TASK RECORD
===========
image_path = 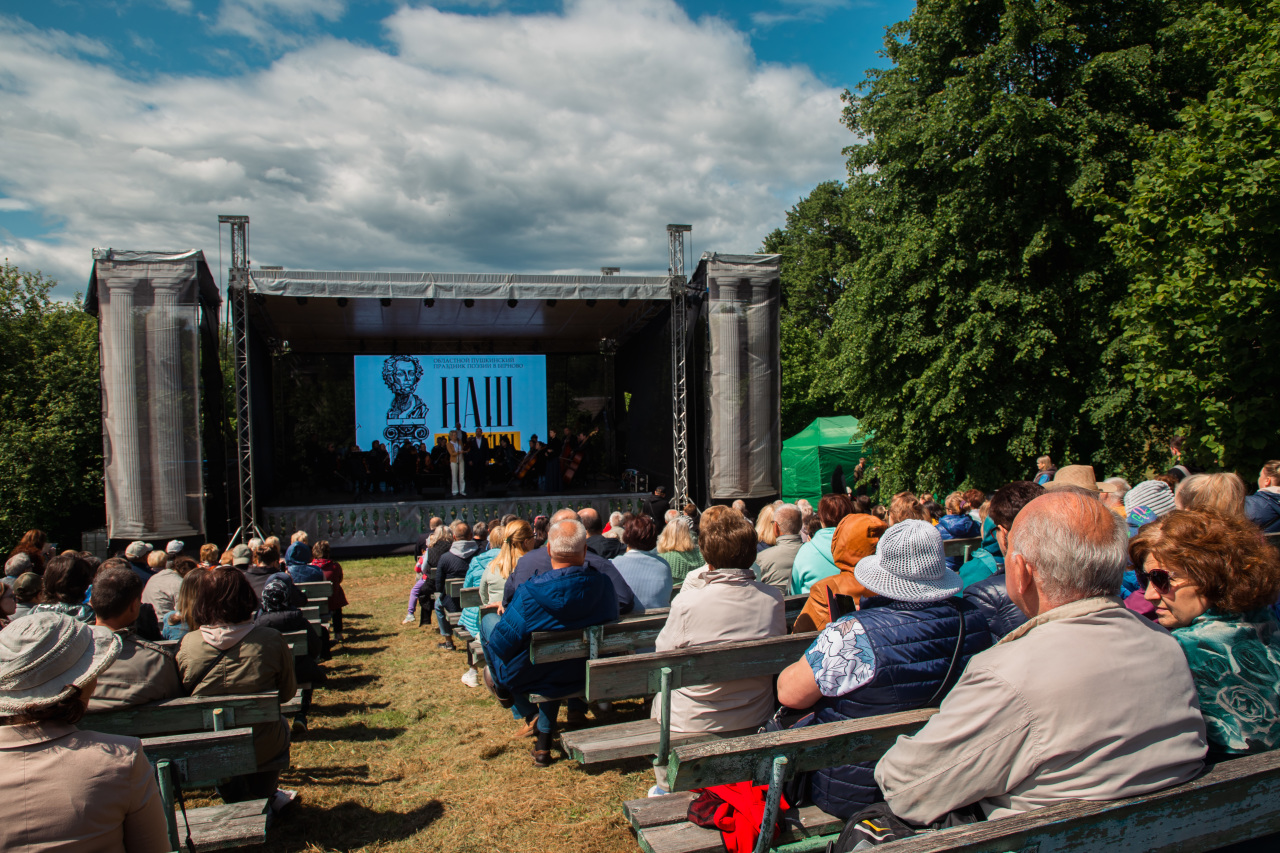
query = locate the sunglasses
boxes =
[1136,566,1178,593]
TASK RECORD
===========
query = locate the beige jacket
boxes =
[141,568,182,616]
[651,566,786,733]
[87,628,183,712]
[875,597,1207,823]
[0,722,170,853]
[177,624,297,765]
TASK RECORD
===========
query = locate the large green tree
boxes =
[815,0,1210,493]
[0,263,103,547]
[762,181,857,436]
[1102,0,1280,469]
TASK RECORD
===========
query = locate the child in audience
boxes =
[310,540,347,643]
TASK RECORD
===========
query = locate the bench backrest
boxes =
[666,708,938,791]
[295,580,332,601]
[84,692,281,738]
[530,595,808,664]
[586,632,818,702]
[943,536,982,559]
[157,630,309,658]
[141,726,260,788]
[446,578,464,598]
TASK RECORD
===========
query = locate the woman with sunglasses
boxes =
[1131,509,1280,755]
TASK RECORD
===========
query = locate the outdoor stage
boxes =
[261,491,651,551]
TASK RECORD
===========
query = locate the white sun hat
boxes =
[853,519,961,602]
[0,611,121,715]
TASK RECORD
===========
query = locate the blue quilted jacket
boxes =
[808,598,993,819]
[486,564,618,698]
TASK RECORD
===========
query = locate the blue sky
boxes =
[0,0,915,296]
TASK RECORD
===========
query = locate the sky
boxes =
[0,0,915,299]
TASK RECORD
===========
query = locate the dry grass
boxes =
[234,555,654,852]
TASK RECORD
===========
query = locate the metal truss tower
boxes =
[218,214,260,544]
[667,224,692,508]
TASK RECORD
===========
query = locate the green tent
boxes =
[781,416,872,506]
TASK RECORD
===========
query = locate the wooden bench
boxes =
[143,727,270,851]
[562,632,818,765]
[943,536,981,563]
[529,595,808,665]
[157,630,310,659]
[84,692,282,738]
[446,578,465,599]
[295,580,332,602]
[631,710,1280,853]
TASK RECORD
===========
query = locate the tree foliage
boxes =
[762,181,857,436]
[801,0,1214,493]
[1102,0,1280,469]
[0,263,103,547]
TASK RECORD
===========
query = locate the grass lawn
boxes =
[235,555,655,852]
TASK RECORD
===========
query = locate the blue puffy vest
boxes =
[807,597,993,819]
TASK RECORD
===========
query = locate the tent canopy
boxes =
[782,416,871,506]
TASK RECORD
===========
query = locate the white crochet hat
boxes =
[853,519,961,603]
[1124,480,1176,517]
[0,611,121,714]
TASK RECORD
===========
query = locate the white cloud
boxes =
[212,0,346,45]
[0,1,850,298]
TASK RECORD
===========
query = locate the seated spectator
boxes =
[255,577,327,737]
[1124,479,1178,537]
[243,542,290,602]
[199,542,220,569]
[603,511,624,538]
[310,540,347,643]
[0,612,169,852]
[1175,473,1247,518]
[778,520,992,818]
[435,520,480,651]
[502,509,635,616]
[404,525,452,626]
[124,541,155,584]
[874,491,1206,826]
[32,554,95,624]
[4,552,36,588]
[10,572,41,619]
[754,503,777,553]
[886,491,929,525]
[1042,464,1106,493]
[178,567,298,812]
[582,507,624,560]
[480,521,533,637]
[731,498,748,516]
[0,574,13,628]
[1033,455,1056,486]
[1099,477,1130,516]
[611,515,672,614]
[485,518,618,766]
[962,482,1045,639]
[160,569,205,641]
[284,540,325,583]
[142,553,189,617]
[790,494,855,595]
[86,565,182,711]
[938,492,981,570]
[1245,460,1280,533]
[962,489,985,525]
[792,514,887,633]
[657,517,704,583]
[1132,510,1280,755]
[460,523,506,687]
[756,504,804,594]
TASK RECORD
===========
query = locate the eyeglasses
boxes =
[1136,566,1181,594]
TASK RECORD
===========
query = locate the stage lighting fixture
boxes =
[380,297,392,307]
[464,298,475,308]
[585,299,597,307]
[337,297,349,308]
[424,298,434,307]
[507,299,518,308]
[546,299,557,308]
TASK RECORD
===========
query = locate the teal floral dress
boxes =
[1172,608,1280,755]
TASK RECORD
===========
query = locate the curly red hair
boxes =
[1129,509,1280,614]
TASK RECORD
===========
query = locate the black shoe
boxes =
[438,639,456,650]
[483,667,515,709]
[533,729,554,767]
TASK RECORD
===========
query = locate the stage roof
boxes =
[246,269,674,354]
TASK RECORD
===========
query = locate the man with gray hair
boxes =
[502,508,634,614]
[873,491,1206,828]
[485,517,619,766]
[755,504,804,593]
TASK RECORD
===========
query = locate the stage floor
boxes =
[261,491,651,552]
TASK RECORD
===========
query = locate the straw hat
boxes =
[0,611,121,714]
[1043,464,1103,492]
[853,519,961,602]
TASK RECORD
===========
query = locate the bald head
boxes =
[579,507,603,534]
[548,519,588,566]
[550,508,580,524]
[1007,491,1126,613]
[773,504,802,536]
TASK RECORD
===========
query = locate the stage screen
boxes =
[354,354,547,451]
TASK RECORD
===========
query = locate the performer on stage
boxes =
[448,425,466,496]
[543,429,562,494]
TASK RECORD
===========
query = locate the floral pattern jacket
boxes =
[1172,608,1280,755]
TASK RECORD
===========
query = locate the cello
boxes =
[561,428,598,487]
